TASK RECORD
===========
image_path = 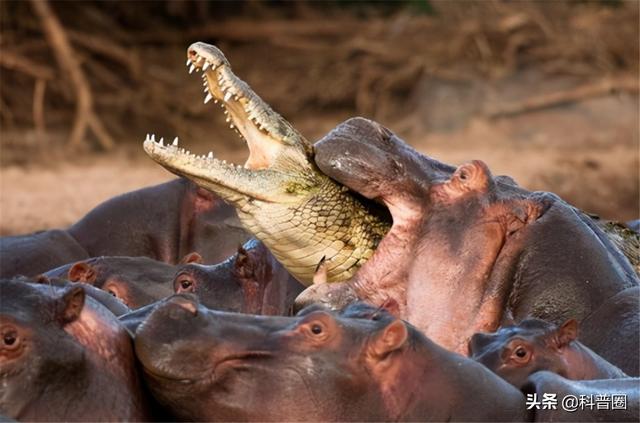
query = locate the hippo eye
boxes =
[311,324,323,335]
[511,346,531,362]
[106,289,118,297]
[2,329,19,349]
[180,280,193,290]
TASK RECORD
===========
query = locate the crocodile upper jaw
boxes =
[187,42,311,172]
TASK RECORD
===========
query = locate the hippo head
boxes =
[310,116,638,357]
[1,279,150,421]
[468,318,579,388]
[134,295,414,421]
[172,260,244,312]
[311,117,547,352]
[0,280,86,417]
[174,239,302,315]
[64,254,200,308]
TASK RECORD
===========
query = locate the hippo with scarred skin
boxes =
[133,295,529,422]
[297,117,639,376]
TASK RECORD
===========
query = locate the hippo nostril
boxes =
[167,294,199,316]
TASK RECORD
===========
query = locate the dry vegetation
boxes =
[0,0,638,234]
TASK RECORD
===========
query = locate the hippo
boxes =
[0,230,89,280]
[174,239,304,315]
[523,371,639,422]
[43,252,203,309]
[296,117,639,374]
[0,178,249,278]
[469,318,628,388]
[0,279,150,421]
[133,296,529,421]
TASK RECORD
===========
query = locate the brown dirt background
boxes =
[1,1,638,236]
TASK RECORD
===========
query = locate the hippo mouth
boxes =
[140,350,273,385]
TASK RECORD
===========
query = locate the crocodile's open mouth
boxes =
[144,42,309,174]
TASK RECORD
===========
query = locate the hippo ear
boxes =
[379,298,400,317]
[451,160,494,195]
[35,274,51,284]
[180,252,203,265]
[68,262,97,284]
[556,319,579,347]
[56,285,85,324]
[234,246,272,283]
[370,319,408,360]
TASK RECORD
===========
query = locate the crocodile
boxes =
[144,42,390,285]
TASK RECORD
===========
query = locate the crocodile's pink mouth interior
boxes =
[187,48,285,171]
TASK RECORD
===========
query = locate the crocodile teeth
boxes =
[173,137,179,146]
[186,59,190,66]
[229,124,235,129]
[202,62,210,71]
[204,93,213,104]
[224,92,232,102]
[208,152,213,158]
[151,134,156,142]
[189,64,195,74]
[159,137,164,146]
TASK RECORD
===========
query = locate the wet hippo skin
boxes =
[174,239,304,315]
[470,318,628,389]
[0,279,151,421]
[302,117,639,375]
[133,296,529,422]
[0,178,249,278]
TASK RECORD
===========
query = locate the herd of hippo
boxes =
[1,42,639,422]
